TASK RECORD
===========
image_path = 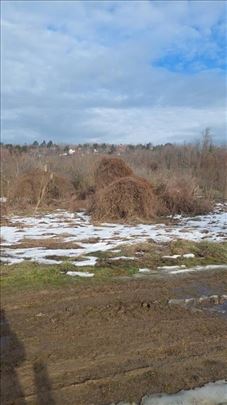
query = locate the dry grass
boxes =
[11,238,81,250]
[1,137,226,218]
[94,156,133,189]
[90,176,158,221]
[0,201,7,216]
[9,169,75,208]
[155,175,213,215]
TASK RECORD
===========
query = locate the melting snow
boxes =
[110,256,135,261]
[1,204,226,266]
[169,264,227,274]
[72,256,97,267]
[66,271,94,278]
[163,254,181,259]
[163,253,195,259]
[117,380,227,405]
[183,253,195,258]
[141,380,227,405]
[139,268,151,273]
[158,265,186,270]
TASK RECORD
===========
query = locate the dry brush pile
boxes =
[1,139,221,221]
[89,157,213,222]
[94,156,133,189]
[155,175,212,216]
[90,157,159,221]
[90,175,158,221]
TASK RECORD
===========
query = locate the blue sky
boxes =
[1,0,226,144]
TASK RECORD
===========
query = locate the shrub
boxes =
[9,169,75,208]
[155,175,213,216]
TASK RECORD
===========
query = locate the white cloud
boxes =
[85,106,226,144]
[1,0,226,144]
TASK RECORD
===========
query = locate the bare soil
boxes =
[1,271,227,405]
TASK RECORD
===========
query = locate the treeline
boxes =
[1,130,226,205]
[1,140,159,151]
[1,140,56,153]
[0,140,207,155]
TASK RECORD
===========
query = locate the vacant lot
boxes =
[1,203,227,404]
[1,264,227,405]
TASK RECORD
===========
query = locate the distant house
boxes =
[68,148,76,155]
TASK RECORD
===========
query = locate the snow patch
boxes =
[72,256,97,267]
[116,380,227,405]
[139,268,151,273]
[183,253,195,258]
[163,253,195,259]
[66,271,94,278]
[163,255,181,259]
[169,264,227,274]
[110,256,135,261]
[1,204,226,266]
[158,265,186,270]
[141,380,227,405]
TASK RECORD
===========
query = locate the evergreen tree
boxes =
[47,140,53,148]
[32,140,39,147]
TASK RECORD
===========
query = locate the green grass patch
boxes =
[0,260,138,291]
[168,240,227,267]
[0,262,73,291]
[109,240,227,269]
[1,241,226,292]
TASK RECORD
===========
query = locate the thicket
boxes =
[1,134,226,216]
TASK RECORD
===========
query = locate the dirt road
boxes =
[1,271,227,405]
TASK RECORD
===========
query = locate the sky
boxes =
[1,0,227,145]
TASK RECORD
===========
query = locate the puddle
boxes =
[168,294,227,318]
[131,264,227,280]
[202,301,227,318]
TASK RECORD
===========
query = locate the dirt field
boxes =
[1,270,227,405]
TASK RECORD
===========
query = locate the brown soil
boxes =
[9,169,75,208]
[1,272,227,405]
[94,157,133,189]
[90,176,158,222]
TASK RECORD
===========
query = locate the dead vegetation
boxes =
[155,175,213,216]
[90,175,158,221]
[94,156,133,189]
[0,201,8,225]
[9,169,75,209]
[90,157,211,221]
[2,156,215,221]
[11,238,81,250]
[1,135,226,220]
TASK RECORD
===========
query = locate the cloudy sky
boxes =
[1,0,226,145]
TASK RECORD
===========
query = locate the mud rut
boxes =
[1,271,227,405]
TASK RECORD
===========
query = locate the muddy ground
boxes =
[1,269,227,405]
